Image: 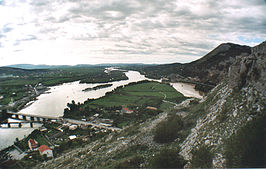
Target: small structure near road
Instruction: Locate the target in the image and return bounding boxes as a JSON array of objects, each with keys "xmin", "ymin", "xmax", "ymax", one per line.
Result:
[
  {"xmin": 38, "ymin": 145, "xmax": 53, "ymax": 158},
  {"xmin": 146, "ymin": 106, "xmax": 158, "ymax": 110}
]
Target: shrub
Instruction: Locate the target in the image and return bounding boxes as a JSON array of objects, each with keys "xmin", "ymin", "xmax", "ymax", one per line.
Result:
[
  {"xmin": 224, "ymin": 115, "xmax": 265, "ymax": 168},
  {"xmin": 191, "ymin": 145, "xmax": 213, "ymax": 168},
  {"xmin": 154, "ymin": 114, "xmax": 183, "ymax": 143},
  {"xmin": 150, "ymin": 148, "xmax": 186, "ymax": 168},
  {"xmin": 114, "ymin": 155, "xmax": 143, "ymax": 169}
]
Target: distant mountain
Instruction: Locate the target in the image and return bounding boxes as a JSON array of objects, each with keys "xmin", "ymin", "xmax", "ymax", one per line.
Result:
[
  {"xmin": 6, "ymin": 64, "xmax": 73, "ymax": 69},
  {"xmin": 0, "ymin": 67, "xmax": 50, "ymax": 76},
  {"xmin": 5, "ymin": 63, "xmax": 156, "ymax": 70}
]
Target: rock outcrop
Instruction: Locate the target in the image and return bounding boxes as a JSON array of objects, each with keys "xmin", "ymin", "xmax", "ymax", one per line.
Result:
[{"xmin": 229, "ymin": 41, "xmax": 266, "ymax": 91}]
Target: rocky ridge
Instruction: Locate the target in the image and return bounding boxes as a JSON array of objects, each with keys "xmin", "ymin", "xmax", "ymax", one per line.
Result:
[{"xmin": 180, "ymin": 40, "xmax": 265, "ymax": 167}]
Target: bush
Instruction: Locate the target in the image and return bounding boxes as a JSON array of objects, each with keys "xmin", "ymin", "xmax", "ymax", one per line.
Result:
[
  {"xmin": 154, "ymin": 114, "xmax": 183, "ymax": 143},
  {"xmin": 191, "ymin": 145, "xmax": 213, "ymax": 168},
  {"xmin": 150, "ymin": 148, "xmax": 186, "ymax": 168},
  {"xmin": 114, "ymin": 155, "xmax": 143, "ymax": 169},
  {"xmin": 224, "ymin": 115, "xmax": 266, "ymax": 168}
]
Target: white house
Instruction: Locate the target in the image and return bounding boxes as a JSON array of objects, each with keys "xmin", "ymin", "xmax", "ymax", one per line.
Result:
[
  {"xmin": 69, "ymin": 135, "xmax": 77, "ymax": 140},
  {"xmin": 69, "ymin": 124, "xmax": 78, "ymax": 130}
]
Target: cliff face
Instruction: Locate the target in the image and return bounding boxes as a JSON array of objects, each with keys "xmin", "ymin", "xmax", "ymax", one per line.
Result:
[{"xmin": 180, "ymin": 41, "xmax": 266, "ymax": 167}]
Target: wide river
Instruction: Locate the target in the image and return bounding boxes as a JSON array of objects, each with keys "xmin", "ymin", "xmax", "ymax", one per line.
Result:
[{"xmin": 0, "ymin": 69, "xmax": 202, "ymax": 150}]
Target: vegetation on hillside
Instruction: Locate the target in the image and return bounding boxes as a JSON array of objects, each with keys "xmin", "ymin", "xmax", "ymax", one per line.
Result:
[
  {"xmin": 150, "ymin": 148, "xmax": 186, "ymax": 168},
  {"xmin": 224, "ymin": 115, "xmax": 266, "ymax": 168},
  {"xmin": 191, "ymin": 145, "xmax": 213, "ymax": 168},
  {"xmin": 153, "ymin": 113, "xmax": 184, "ymax": 143}
]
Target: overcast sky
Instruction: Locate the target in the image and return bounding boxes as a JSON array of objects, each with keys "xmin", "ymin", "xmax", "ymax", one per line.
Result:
[{"xmin": 0, "ymin": 0, "xmax": 265, "ymax": 66}]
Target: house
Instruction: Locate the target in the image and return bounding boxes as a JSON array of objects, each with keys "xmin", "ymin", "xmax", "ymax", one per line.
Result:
[
  {"xmin": 69, "ymin": 124, "xmax": 78, "ymax": 130},
  {"xmin": 121, "ymin": 107, "xmax": 134, "ymax": 114},
  {"xmin": 146, "ymin": 106, "xmax": 158, "ymax": 110},
  {"xmin": 69, "ymin": 135, "xmax": 77, "ymax": 140},
  {"xmin": 40, "ymin": 127, "xmax": 48, "ymax": 132},
  {"xmin": 28, "ymin": 139, "xmax": 38, "ymax": 151},
  {"xmin": 38, "ymin": 145, "xmax": 53, "ymax": 158}
]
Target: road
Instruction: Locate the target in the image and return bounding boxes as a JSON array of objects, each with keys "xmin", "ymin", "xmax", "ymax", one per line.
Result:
[{"xmin": 63, "ymin": 118, "xmax": 121, "ymax": 131}]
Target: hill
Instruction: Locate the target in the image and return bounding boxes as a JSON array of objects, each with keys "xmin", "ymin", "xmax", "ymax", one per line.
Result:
[
  {"xmin": 0, "ymin": 67, "xmax": 50, "ymax": 76},
  {"xmin": 136, "ymin": 43, "xmax": 251, "ymax": 92}
]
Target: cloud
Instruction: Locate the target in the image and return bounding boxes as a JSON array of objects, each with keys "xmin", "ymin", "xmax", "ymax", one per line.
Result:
[{"xmin": 0, "ymin": 0, "xmax": 265, "ymax": 66}]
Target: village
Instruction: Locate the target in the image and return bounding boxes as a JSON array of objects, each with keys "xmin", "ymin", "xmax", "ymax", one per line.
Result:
[{"xmin": 0, "ymin": 104, "xmax": 159, "ymax": 167}]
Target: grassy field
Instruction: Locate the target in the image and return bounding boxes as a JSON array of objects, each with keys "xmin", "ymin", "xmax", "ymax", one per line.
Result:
[{"xmin": 85, "ymin": 81, "xmax": 186, "ymax": 109}]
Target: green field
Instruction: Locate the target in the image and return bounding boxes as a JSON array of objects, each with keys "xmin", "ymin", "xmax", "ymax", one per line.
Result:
[{"xmin": 85, "ymin": 81, "xmax": 186, "ymax": 109}]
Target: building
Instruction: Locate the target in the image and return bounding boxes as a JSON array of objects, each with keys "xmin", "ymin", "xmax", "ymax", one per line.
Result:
[
  {"xmin": 28, "ymin": 139, "xmax": 38, "ymax": 151},
  {"xmin": 146, "ymin": 106, "xmax": 158, "ymax": 110},
  {"xmin": 121, "ymin": 107, "xmax": 134, "ymax": 114},
  {"xmin": 38, "ymin": 145, "xmax": 53, "ymax": 158},
  {"xmin": 69, "ymin": 135, "xmax": 77, "ymax": 140},
  {"xmin": 69, "ymin": 124, "xmax": 78, "ymax": 130}
]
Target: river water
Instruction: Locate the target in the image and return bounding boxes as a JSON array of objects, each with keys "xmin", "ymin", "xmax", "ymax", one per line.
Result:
[{"xmin": 0, "ymin": 69, "xmax": 201, "ymax": 150}]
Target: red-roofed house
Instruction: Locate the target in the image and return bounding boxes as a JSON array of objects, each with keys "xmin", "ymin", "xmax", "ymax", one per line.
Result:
[
  {"xmin": 38, "ymin": 145, "xmax": 53, "ymax": 158},
  {"xmin": 28, "ymin": 139, "xmax": 38, "ymax": 151},
  {"xmin": 121, "ymin": 107, "xmax": 134, "ymax": 114}
]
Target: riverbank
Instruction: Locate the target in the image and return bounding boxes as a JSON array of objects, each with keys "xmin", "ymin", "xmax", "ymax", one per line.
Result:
[{"xmin": 170, "ymin": 83, "xmax": 203, "ymax": 99}]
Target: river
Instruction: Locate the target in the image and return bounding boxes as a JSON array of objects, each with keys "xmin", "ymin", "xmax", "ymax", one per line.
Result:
[{"xmin": 0, "ymin": 69, "xmax": 201, "ymax": 150}]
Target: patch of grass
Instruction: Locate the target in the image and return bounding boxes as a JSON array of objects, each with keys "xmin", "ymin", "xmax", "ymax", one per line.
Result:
[
  {"xmin": 113, "ymin": 155, "xmax": 144, "ymax": 169},
  {"xmin": 114, "ymin": 144, "xmax": 149, "ymax": 160}
]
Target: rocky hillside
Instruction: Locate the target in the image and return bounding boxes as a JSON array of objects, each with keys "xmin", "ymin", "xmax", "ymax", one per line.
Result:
[
  {"xmin": 180, "ymin": 40, "xmax": 265, "ymax": 167},
  {"xmin": 34, "ymin": 41, "xmax": 265, "ymax": 168}
]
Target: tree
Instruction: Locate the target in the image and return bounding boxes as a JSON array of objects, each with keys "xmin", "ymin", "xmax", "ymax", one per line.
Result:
[
  {"xmin": 15, "ymin": 137, "xmax": 19, "ymax": 143},
  {"xmin": 150, "ymin": 148, "xmax": 186, "ymax": 168},
  {"xmin": 191, "ymin": 145, "xmax": 213, "ymax": 168}
]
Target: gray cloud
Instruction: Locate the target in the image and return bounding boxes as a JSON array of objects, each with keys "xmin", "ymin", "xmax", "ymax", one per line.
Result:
[{"xmin": 0, "ymin": 0, "xmax": 265, "ymax": 65}]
